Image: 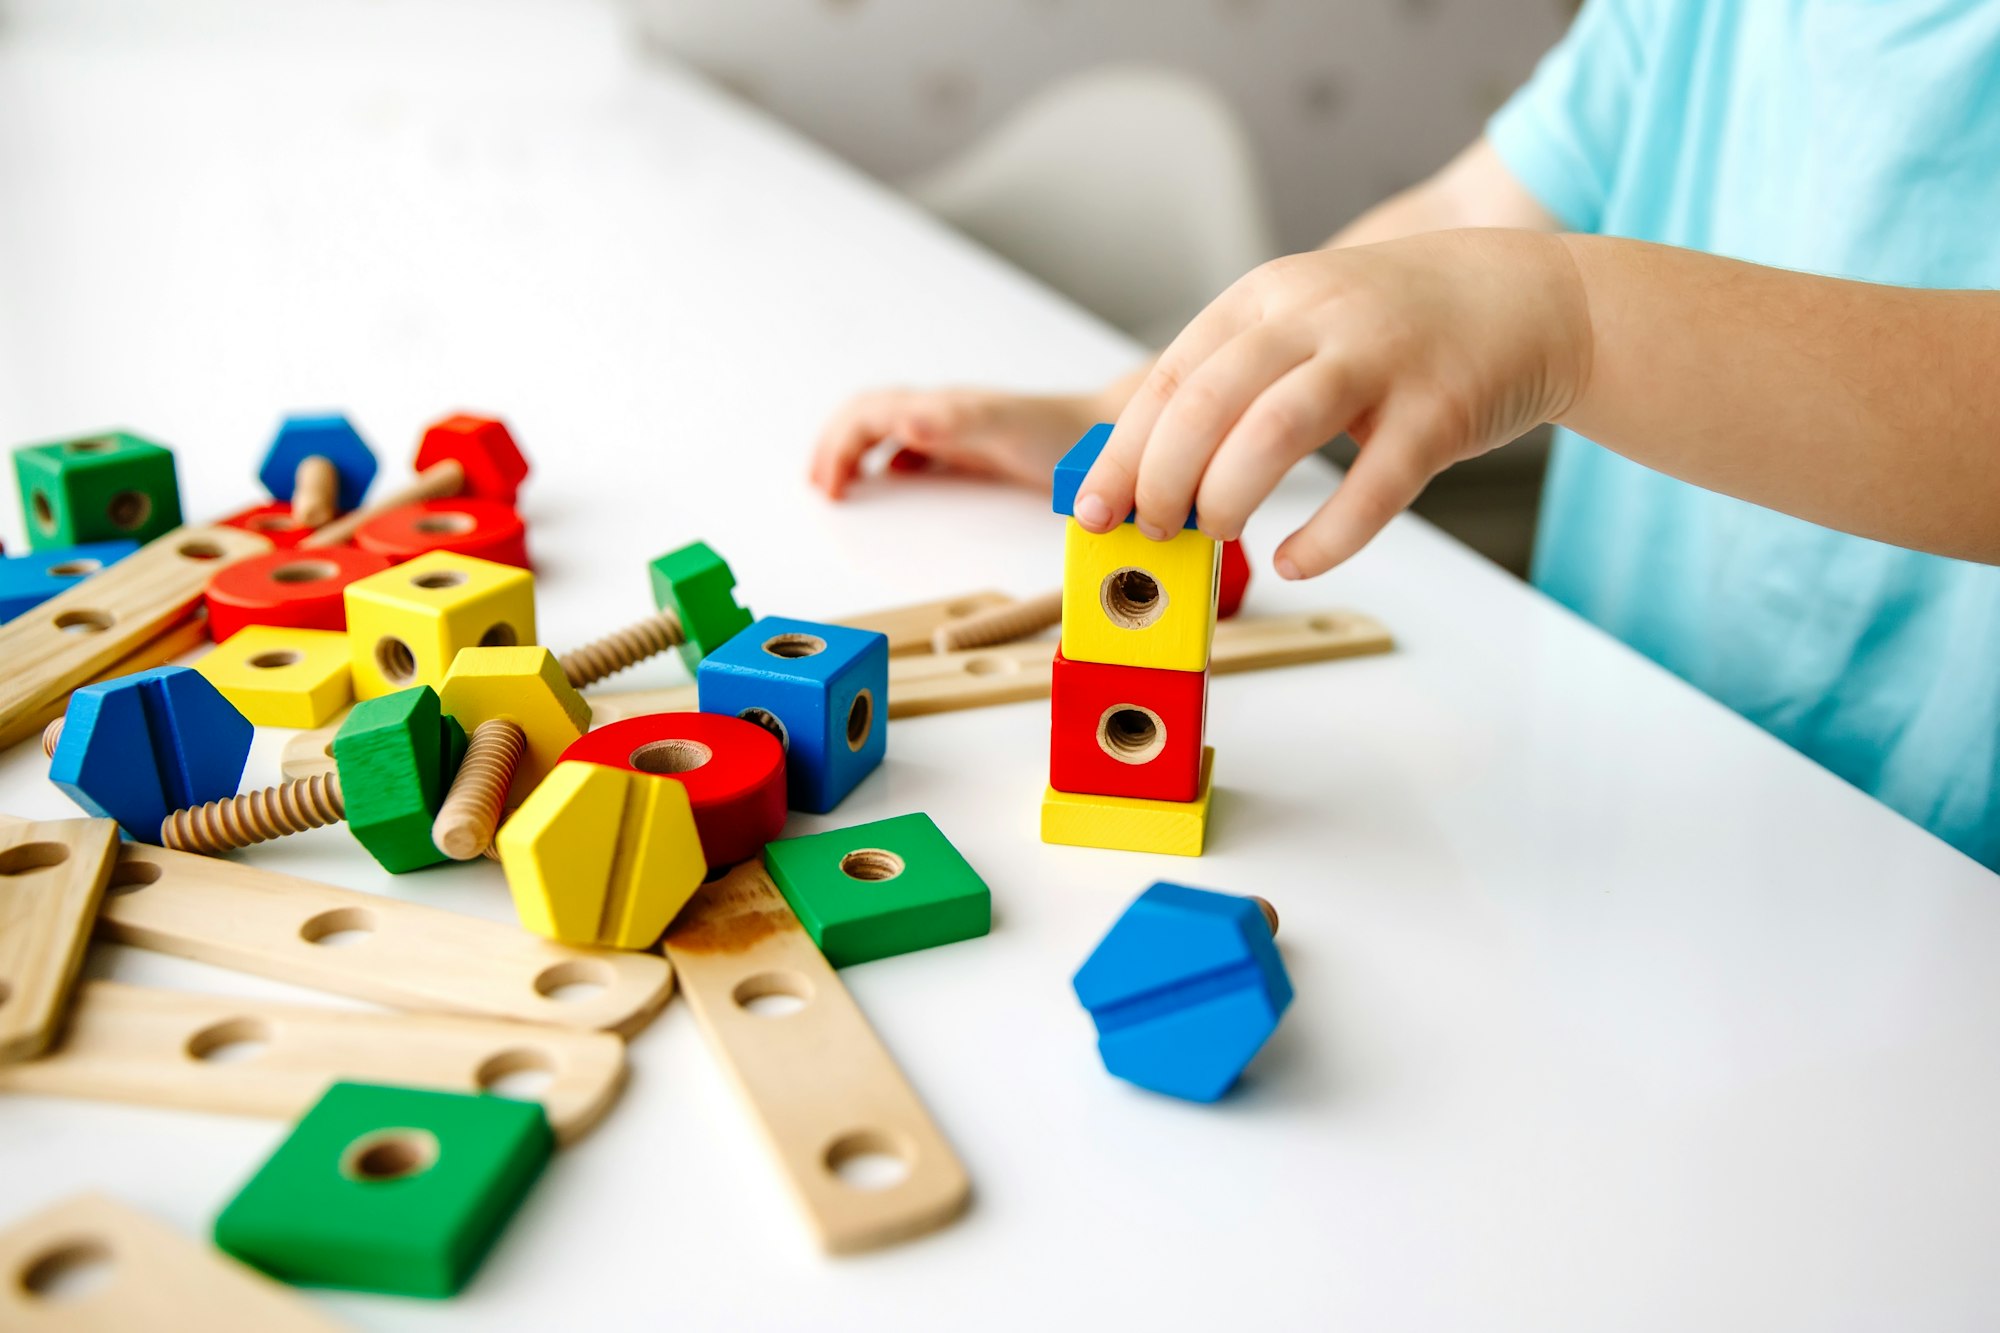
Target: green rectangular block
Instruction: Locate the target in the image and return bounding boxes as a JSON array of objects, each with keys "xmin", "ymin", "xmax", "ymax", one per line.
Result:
[
  {"xmin": 764, "ymin": 811, "xmax": 991, "ymax": 967},
  {"xmin": 214, "ymin": 1081, "xmax": 553, "ymax": 1298},
  {"xmin": 14, "ymin": 429, "xmax": 183, "ymax": 550}
]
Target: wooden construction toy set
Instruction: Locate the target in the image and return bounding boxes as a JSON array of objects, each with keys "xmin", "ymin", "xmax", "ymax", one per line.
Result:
[{"xmin": 0, "ymin": 411, "xmax": 1395, "ymax": 1322}]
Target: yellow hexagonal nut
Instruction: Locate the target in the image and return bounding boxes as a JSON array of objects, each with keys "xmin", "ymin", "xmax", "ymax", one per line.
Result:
[
  {"xmin": 343, "ymin": 550, "xmax": 536, "ymax": 700},
  {"xmin": 437, "ymin": 646, "xmax": 591, "ymax": 809},
  {"xmin": 194, "ymin": 625, "xmax": 353, "ymax": 728},
  {"xmin": 496, "ymin": 760, "xmax": 705, "ymax": 948}
]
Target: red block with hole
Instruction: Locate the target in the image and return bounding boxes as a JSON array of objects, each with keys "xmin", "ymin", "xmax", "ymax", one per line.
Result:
[
  {"xmin": 203, "ymin": 547, "xmax": 393, "ymax": 643},
  {"xmin": 1218, "ymin": 538, "xmax": 1250, "ymax": 620},
  {"xmin": 560, "ymin": 711, "xmax": 787, "ymax": 871},
  {"xmin": 1049, "ymin": 647, "xmax": 1206, "ymax": 802},
  {"xmin": 216, "ymin": 501, "xmax": 316, "ymax": 551},
  {"xmin": 354, "ymin": 499, "xmax": 530, "ymax": 570}
]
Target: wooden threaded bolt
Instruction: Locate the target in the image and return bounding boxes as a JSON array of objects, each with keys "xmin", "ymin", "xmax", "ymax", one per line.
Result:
[
  {"xmin": 931, "ymin": 589, "xmax": 1062, "ymax": 653},
  {"xmin": 301, "ymin": 457, "xmax": 466, "ymax": 549},
  {"xmin": 161, "ymin": 772, "xmax": 346, "ymax": 854},
  {"xmin": 40, "ymin": 718, "xmax": 63, "ymax": 759},
  {"xmin": 291, "ymin": 454, "xmax": 340, "ymax": 528},
  {"xmin": 431, "ymin": 718, "xmax": 527, "ymax": 860},
  {"xmin": 1250, "ymin": 896, "xmax": 1280, "ymax": 938},
  {"xmin": 558, "ymin": 609, "xmax": 686, "ymax": 689}
]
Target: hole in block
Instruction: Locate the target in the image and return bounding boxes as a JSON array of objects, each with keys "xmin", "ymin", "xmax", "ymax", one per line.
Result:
[
  {"xmin": 477, "ymin": 1047, "xmax": 555, "ymax": 1099},
  {"xmin": 248, "ymin": 650, "xmax": 303, "ymax": 670},
  {"xmin": 341, "ymin": 1128, "xmax": 441, "ymax": 1183},
  {"xmin": 845, "ymin": 689, "xmax": 874, "ymax": 752},
  {"xmin": 249, "ymin": 514, "xmax": 303, "ymax": 532},
  {"xmin": 414, "ymin": 513, "xmax": 477, "ymax": 536},
  {"xmin": 1099, "ymin": 567, "xmax": 1166, "ymax": 630},
  {"xmin": 533, "ymin": 959, "xmax": 613, "ymax": 1002},
  {"xmin": 839, "ymin": 848, "xmax": 905, "ymax": 882},
  {"xmin": 0, "ymin": 842, "xmax": 71, "ymax": 875},
  {"xmin": 30, "ymin": 490, "xmax": 55, "ymax": 535},
  {"xmin": 185, "ymin": 1017, "xmax": 272, "ymax": 1064},
  {"xmin": 1097, "ymin": 704, "xmax": 1166, "ymax": 765},
  {"xmin": 19, "ymin": 1239, "xmax": 115, "ymax": 1303},
  {"xmin": 410, "ymin": 570, "xmax": 467, "ymax": 590},
  {"xmin": 762, "ymin": 633, "xmax": 826, "ymax": 659},
  {"xmin": 478, "ymin": 622, "xmax": 518, "ymax": 648},
  {"xmin": 732, "ymin": 970, "xmax": 813, "ymax": 1017},
  {"xmin": 737, "ymin": 707, "xmax": 790, "ymax": 751},
  {"xmin": 629, "ymin": 739, "xmax": 713, "ymax": 774},
  {"xmin": 106, "ymin": 859, "xmax": 162, "ymax": 895},
  {"xmin": 63, "ymin": 438, "xmax": 114, "ymax": 454},
  {"xmin": 823, "ymin": 1129, "xmax": 914, "ymax": 1191},
  {"xmin": 299, "ymin": 907, "xmax": 376, "ymax": 947},
  {"xmin": 105, "ymin": 491, "xmax": 152, "ymax": 532},
  {"xmin": 375, "ymin": 636, "xmax": 418, "ymax": 685},
  {"xmin": 53, "ymin": 610, "xmax": 111, "ymax": 634},
  {"xmin": 271, "ymin": 560, "xmax": 340, "ymax": 585},
  {"xmin": 43, "ymin": 559, "xmax": 102, "ymax": 578}
]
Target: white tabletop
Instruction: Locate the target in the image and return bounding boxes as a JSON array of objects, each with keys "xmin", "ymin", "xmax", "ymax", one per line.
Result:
[{"xmin": 3, "ymin": 4, "xmax": 1998, "ymax": 1330}]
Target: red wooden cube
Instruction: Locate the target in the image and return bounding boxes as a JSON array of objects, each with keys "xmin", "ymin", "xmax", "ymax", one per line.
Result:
[{"xmin": 1049, "ymin": 648, "xmax": 1206, "ymax": 802}]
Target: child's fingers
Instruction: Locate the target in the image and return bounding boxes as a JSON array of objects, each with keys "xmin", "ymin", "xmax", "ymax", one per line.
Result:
[
  {"xmin": 810, "ymin": 393, "xmax": 902, "ymax": 499},
  {"xmin": 1195, "ymin": 355, "xmax": 1369, "ymax": 542},
  {"xmin": 1273, "ymin": 409, "xmax": 1443, "ymax": 577}
]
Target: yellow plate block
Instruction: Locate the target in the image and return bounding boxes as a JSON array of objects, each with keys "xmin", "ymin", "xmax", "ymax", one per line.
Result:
[
  {"xmin": 438, "ymin": 645, "xmax": 591, "ymax": 807},
  {"xmin": 343, "ymin": 550, "xmax": 536, "ymax": 700},
  {"xmin": 194, "ymin": 626, "xmax": 353, "ymax": 728},
  {"xmin": 1060, "ymin": 518, "xmax": 1219, "ymax": 671},
  {"xmin": 1041, "ymin": 746, "xmax": 1214, "ymax": 856}
]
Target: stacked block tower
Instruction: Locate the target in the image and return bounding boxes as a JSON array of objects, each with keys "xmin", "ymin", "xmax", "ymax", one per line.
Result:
[{"xmin": 1041, "ymin": 424, "xmax": 1219, "ymax": 856}]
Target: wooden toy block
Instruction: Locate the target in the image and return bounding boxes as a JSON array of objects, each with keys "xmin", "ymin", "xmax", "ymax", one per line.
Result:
[
  {"xmin": 217, "ymin": 500, "xmax": 315, "ymax": 549},
  {"xmin": 215, "ymin": 1081, "xmax": 553, "ymax": 1298},
  {"xmin": 13, "ymin": 429, "xmax": 184, "ymax": 550},
  {"xmin": 49, "ymin": 665, "xmax": 254, "ymax": 840},
  {"xmin": 1218, "ymin": 537, "xmax": 1250, "ymax": 620},
  {"xmin": 496, "ymin": 760, "xmax": 705, "ymax": 949},
  {"xmin": 0, "ymin": 818, "xmax": 118, "ymax": 1064},
  {"xmin": 840, "ymin": 588, "xmax": 1011, "ymax": 656},
  {"xmin": 0, "ymin": 541, "xmax": 138, "ymax": 623},
  {"xmin": 649, "ymin": 539, "xmax": 753, "ymax": 671},
  {"xmin": 258, "ymin": 413, "xmax": 378, "ymax": 528},
  {"xmin": 697, "ymin": 615, "xmax": 888, "ymax": 814},
  {"xmin": 1061, "ymin": 517, "xmax": 1219, "ymax": 672},
  {"xmin": 1050, "ymin": 423, "xmax": 1197, "ymax": 529},
  {"xmin": 196, "ymin": 626, "xmax": 352, "ymax": 728},
  {"xmin": 6, "ymin": 613, "xmax": 209, "ymax": 753},
  {"xmin": 343, "ymin": 550, "xmax": 536, "ymax": 700},
  {"xmin": 561, "ymin": 712, "xmax": 786, "ymax": 870},
  {"xmin": 433, "ymin": 647, "xmax": 590, "ymax": 859},
  {"xmin": 354, "ymin": 498, "xmax": 530, "ymax": 569},
  {"xmin": 1041, "ymin": 746, "xmax": 1215, "ymax": 856},
  {"xmin": 0, "ymin": 810, "xmax": 675, "ymax": 1035},
  {"xmin": 330, "ymin": 686, "xmax": 467, "ymax": 872},
  {"xmin": 203, "ymin": 547, "xmax": 392, "ymax": 643},
  {"xmin": 0, "ymin": 523, "xmax": 271, "ymax": 745},
  {"xmin": 303, "ymin": 413, "xmax": 530, "ymax": 550},
  {"xmin": 661, "ymin": 861, "xmax": 970, "ymax": 1253},
  {"xmin": 763, "ymin": 812, "xmax": 990, "ymax": 967},
  {"xmin": 0, "ymin": 1194, "xmax": 345, "ymax": 1332},
  {"xmin": 1049, "ymin": 649, "xmax": 1206, "ymax": 802},
  {"xmin": 0, "ymin": 980, "xmax": 627, "ymax": 1144},
  {"xmin": 931, "ymin": 588, "xmax": 1060, "ymax": 653},
  {"xmin": 1072, "ymin": 881, "xmax": 1292, "ymax": 1101}
]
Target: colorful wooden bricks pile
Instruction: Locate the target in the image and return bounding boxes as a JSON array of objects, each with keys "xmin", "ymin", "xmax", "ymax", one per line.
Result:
[{"xmin": 1041, "ymin": 424, "xmax": 1219, "ymax": 856}]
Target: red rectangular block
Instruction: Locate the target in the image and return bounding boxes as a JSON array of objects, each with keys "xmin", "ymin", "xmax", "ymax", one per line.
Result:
[{"xmin": 1049, "ymin": 647, "xmax": 1206, "ymax": 802}]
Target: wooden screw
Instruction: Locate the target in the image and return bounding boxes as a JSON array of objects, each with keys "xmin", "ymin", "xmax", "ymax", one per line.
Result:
[
  {"xmin": 931, "ymin": 589, "xmax": 1061, "ymax": 653},
  {"xmin": 302, "ymin": 457, "xmax": 467, "ymax": 549},
  {"xmin": 558, "ymin": 610, "xmax": 686, "ymax": 690},
  {"xmin": 40, "ymin": 718, "xmax": 63, "ymax": 759},
  {"xmin": 430, "ymin": 718, "xmax": 527, "ymax": 860},
  {"xmin": 289, "ymin": 455, "xmax": 341, "ymax": 528},
  {"xmin": 160, "ymin": 773, "xmax": 346, "ymax": 854},
  {"xmin": 1250, "ymin": 896, "xmax": 1279, "ymax": 938}
]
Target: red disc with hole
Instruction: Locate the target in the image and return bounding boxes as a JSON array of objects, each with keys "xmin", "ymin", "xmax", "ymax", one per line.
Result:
[
  {"xmin": 561, "ymin": 713, "xmax": 787, "ymax": 871},
  {"xmin": 216, "ymin": 501, "xmax": 316, "ymax": 551},
  {"xmin": 1218, "ymin": 538, "xmax": 1250, "ymax": 620},
  {"xmin": 203, "ymin": 546, "xmax": 393, "ymax": 643},
  {"xmin": 353, "ymin": 499, "xmax": 530, "ymax": 570}
]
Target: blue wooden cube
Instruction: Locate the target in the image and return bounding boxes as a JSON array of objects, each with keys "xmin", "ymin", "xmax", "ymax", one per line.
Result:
[
  {"xmin": 697, "ymin": 615, "xmax": 888, "ymax": 814},
  {"xmin": 1051, "ymin": 423, "xmax": 1196, "ymax": 529},
  {"xmin": 0, "ymin": 540, "xmax": 137, "ymax": 623}
]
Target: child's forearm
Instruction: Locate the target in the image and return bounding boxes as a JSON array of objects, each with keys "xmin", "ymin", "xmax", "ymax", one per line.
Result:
[{"xmin": 1556, "ymin": 235, "xmax": 2000, "ymax": 563}]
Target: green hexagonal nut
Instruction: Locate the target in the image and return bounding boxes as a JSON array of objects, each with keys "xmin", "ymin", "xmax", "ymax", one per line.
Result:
[
  {"xmin": 649, "ymin": 539, "xmax": 752, "ymax": 672},
  {"xmin": 330, "ymin": 685, "xmax": 466, "ymax": 873}
]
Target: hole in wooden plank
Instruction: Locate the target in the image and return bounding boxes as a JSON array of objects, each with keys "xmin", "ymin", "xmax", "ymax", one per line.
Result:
[
  {"xmin": 477, "ymin": 1047, "xmax": 554, "ymax": 1099},
  {"xmin": 628, "ymin": 739, "xmax": 711, "ymax": 775},
  {"xmin": 176, "ymin": 540, "xmax": 225, "ymax": 561},
  {"xmin": 340, "ymin": 1128, "xmax": 440, "ymax": 1183},
  {"xmin": 839, "ymin": 849, "xmax": 904, "ymax": 882},
  {"xmin": 299, "ymin": 907, "xmax": 376, "ymax": 947},
  {"xmin": 185, "ymin": 1017, "xmax": 271, "ymax": 1064},
  {"xmin": 824, "ymin": 1129, "xmax": 913, "ymax": 1191},
  {"xmin": 943, "ymin": 599, "xmax": 986, "ymax": 617},
  {"xmin": 53, "ymin": 610, "xmax": 112, "ymax": 634},
  {"xmin": 106, "ymin": 860, "xmax": 162, "ymax": 895},
  {"xmin": 19, "ymin": 1239, "xmax": 115, "ymax": 1303},
  {"xmin": 0, "ymin": 842, "xmax": 70, "ymax": 875},
  {"xmin": 44, "ymin": 559, "xmax": 102, "ymax": 578},
  {"xmin": 1099, "ymin": 567, "xmax": 1166, "ymax": 630},
  {"xmin": 762, "ymin": 633, "xmax": 825, "ymax": 659},
  {"xmin": 533, "ymin": 959, "xmax": 612, "ymax": 1002},
  {"xmin": 961, "ymin": 654, "xmax": 1020, "ymax": 676},
  {"xmin": 732, "ymin": 970, "xmax": 812, "ymax": 1017}
]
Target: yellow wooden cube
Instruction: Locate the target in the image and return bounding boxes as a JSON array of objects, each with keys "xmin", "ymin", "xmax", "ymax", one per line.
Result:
[
  {"xmin": 438, "ymin": 646, "xmax": 591, "ymax": 809},
  {"xmin": 496, "ymin": 761, "xmax": 705, "ymax": 949},
  {"xmin": 1041, "ymin": 747, "xmax": 1214, "ymax": 856},
  {"xmin": 1060, "ymin": 518, "xmax": 1219, "ymax": 671},
  {"xmin": 343, "ymin": 551, "xmax": 536, "ymax": 700},
  {"xmin": 195, "ymin": 626, "xmax": 353, "ymax": 728}
]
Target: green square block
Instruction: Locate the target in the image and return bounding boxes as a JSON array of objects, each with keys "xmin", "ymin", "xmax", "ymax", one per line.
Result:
[
  {"xmin": 215, "ymin": 1082, "xmax": 553, "ymax": 1298},
  {"xmin": 764, "ymin": 812, "xmax": 991, "ymax": 967},
  {"xmin": 14, "ymin": 429, "xmax": 184, "ymax": 550},
  {"xmin": 331, "ymin": 686, "xmax": 465, "ymax": 873},
  {"xmin": 650, "ymin": 539, "xmax": 752, "ymax": 671}
]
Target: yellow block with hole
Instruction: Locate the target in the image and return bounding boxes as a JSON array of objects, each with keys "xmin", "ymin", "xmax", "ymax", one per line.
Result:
[
  {"xmin": 195, "ymin": 625, "xmax": 353, "ymax": 728},
  {"xmin": 1041, "ymin": 747, "xmax": 1214, "ymax": 856},
  {"xmin": 343, "ymin": 550, "xmax": 536, "ymax": 700},
  {"xmin": 438, "ymin": 646, "xmax": 591, "ymax": 808},
  {"xmin": 496, "ymin": 760, "xmax": 705, "ymax": 948},
  {"xmin": 1060, "ymin": 518, "xmax": 1218, "ymax": 671}
]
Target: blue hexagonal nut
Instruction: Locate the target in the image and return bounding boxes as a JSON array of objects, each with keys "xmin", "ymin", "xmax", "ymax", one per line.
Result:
[
  {"xmin": 1072, "ymin": 882, "xmax": 1292, "ymax": 1102},
  {"xmin": 50, "ymin": 665, "xmax": 254, "ymax": 841},
  {"xmin": 258, "ymin": 412, "xmax": 378, "ymax": 512}
]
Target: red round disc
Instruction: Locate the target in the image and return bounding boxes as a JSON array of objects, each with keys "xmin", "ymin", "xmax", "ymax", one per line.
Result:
[
  {"xmin": 561, "ymin": 713, "xmax": 787, "ymax": 871},
  {"xmin": 354, "ymin": 498, "xmax": 530, "ymax": 569},
  {"xmin": 216, "ymin": 501, "xmax": 315, "ymax": 551},
  {"xmin": 203, "ymin": 546, "xmax": 392, "ymax": 642}
]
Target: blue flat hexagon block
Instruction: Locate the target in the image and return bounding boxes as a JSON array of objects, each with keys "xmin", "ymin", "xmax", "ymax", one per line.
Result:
[
  {"xmin": 696, "ymin": 615, "xmax": 888, "ymax": 814},
  {"xmin": 1051, "ymin": 424, "xmax": 1197, "ymax": 529},
  {"xmin": 1072, "ymin": 881, "xmax": 1292, "ymax": 1102},
  {"xmin": 0, "ymin": 540, "xmax": 138, "ymax": 623},
  {"xmin": 259, "ymin": 412, "xmax": 378, "ymax": 511},
  {"xmin": 50, "ymin": 665, "xmax": 254, "ymax": 840}
]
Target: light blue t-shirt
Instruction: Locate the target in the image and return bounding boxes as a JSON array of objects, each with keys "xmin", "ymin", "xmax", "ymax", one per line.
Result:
[{"xmin": 1488, "ymin": 0, "xmax": 2000, "ymax": 869}]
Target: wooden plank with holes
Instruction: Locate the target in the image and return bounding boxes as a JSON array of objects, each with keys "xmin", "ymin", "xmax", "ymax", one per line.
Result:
[
  {"xmin": 837, "ymin": 589, "xmax": 1012, "ymax": 656},
  {"xmin": 0, "ymin": 815, "xmax": 674, "ymax": 1037},
  {"xmin": 0, "ymin": 818, "xmax": 119, "ymax": 1064},
  {"xmin": 0, "ymin": 614, "xmax": 211, "ymax": 752},
  {"xmin": 0, "ymin": 526, "xmax": 271, "ymax": 747},
  {"xmin": 0, "ymin": 1193, "xmax": 345, "ymax": 1332},
  {"xmin": 0, "ymin": 981, "xmax": 626, "ymax": 1145},
  {"xmin": 661, "ymin": 861, "xmax": 970, "ymax": 1253}
]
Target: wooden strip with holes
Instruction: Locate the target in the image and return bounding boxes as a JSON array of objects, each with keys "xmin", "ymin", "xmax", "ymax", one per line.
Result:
[
  {"xmin": 0, "ymin": 613, "xmax": 211, "ymax": 752},
  {"xmin": 0, "ymin": 981, "xmax": 626, "ymax": 1145},
  {"xmin": 0, "ymin": 526, "xmax": 272, "ymax": 746},
  {"xmin": 837, "ymin": 590, "xmax": 1012, "ymax": 656},
  {"xmin": 0, "ymin": 818, "xmax": 119, "ymax": 1064},
  {"xmin": 0, "ymin": 815, "xmax": 674, "ymax": 1037},
  {"xmin": 661, "ymin": 861, "xmax": 970, "ymax": 1253},
  {"xmin": 0, "ymin": 1193, "xmax": 346, "ymax": 1332}
]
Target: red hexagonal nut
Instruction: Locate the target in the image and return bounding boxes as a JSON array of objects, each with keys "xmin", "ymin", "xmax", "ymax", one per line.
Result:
[
  {"xmin": 414, "ymin": 414, "xmax": 529, "ymax": 505},
  {"xmin": 1218, "ymin": 538, "xmax": 1250, "ymax": 620},
  {"xmin": 215, "ymin": 501, "xmax": 315, "ymax": 551},
  {"xmin": 561, "ymin": 712, "xmax": 787, "ymax": 871},
  {"xmin": 203, "ymin": 546, "xmax": 393, "ymax": 642},
  {"xmin": 354, "ymin": 498, "xmax": 530, "ymax": 570}
]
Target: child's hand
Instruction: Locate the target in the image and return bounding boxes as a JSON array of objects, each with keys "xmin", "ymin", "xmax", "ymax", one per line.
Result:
[
  {"xmin": 1074, "ymin": 229, "xmax": 1591, "ymax": 577},
  {"xmin": 809, "ymin": 388, "xmax": 1106, "ymax": 499}
]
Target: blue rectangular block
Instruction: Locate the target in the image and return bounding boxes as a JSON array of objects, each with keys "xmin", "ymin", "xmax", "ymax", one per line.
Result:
[
  {"xmin": 1051, "ymin": 424, "xmax": 1197, "ymax": 529},
  {"xmin": 0, "ymin": 540, "xmax": 138, "ymax": 623}
]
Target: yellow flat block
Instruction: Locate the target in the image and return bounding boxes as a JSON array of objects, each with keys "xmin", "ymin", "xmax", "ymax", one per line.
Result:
[
  {"xmin": 195, "ymin": 626, "xmax": 353, "ymax": 728},
  {"xmin": 1041, "ymin": 746, "xmax": 1213, "ymax": 856},
  {"xmin": 1061, "ymin": 518, "xmax": 1219, "ymax": 672}
]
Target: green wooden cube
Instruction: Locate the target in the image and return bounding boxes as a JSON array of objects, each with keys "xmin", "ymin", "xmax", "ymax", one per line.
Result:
[
  {"xmin": 331, "ymin": 686, "xmax": 466, "ymax": 873},
  {"xmin": 650, "ymin": 539, "xmax": 752, "ymax": 671},
  {"xmin": 14, "ymin": 429, "xmax": 183, "ymax": 550},
  {"xmin": 764, "ymin": 812, "xmax": 991, "ymax": 966},
  {"xmin": 214, "ymin": 1082, "xmax": 553, "ymax": 1298}
]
